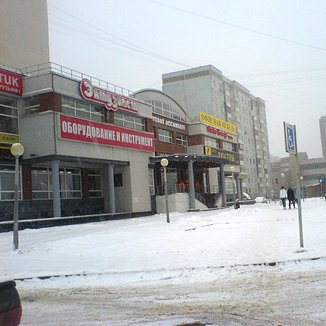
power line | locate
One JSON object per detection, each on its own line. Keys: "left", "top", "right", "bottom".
{"left": 150, "top": 0, "right": 326, "bottom": 52}
{"left": 49, "top": 3, "right": 192, "bottom": 69}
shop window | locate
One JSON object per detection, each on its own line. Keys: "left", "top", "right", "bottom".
{"left": 88, "top": 169, "right": 102, "bottom": 198}
{"left": 0, "top": 165, "right": 21, "bottom": 200}
{"left": 32, "top": 167, "right": 82, "bottom": 199}
{"left": 32, "top": 167, "right": 52, "bottom": 199}
{"left": 148, "top": 169, "right": 155, "bottom": 195}
{"left": 158, "top": 129, "right": 172, "bottom": 143}
{"left": 176, "top": 133, "right": 188, "bottom": 146}
{"left": 62, "top": 96, "right": 104, "bottom": 122}
{"left": 114, "top": 111, "right": 145, "bottom": 131}
{"left": 59, "top": 168, "right": 82, "bottom": 199}
{"left": 0, "top": 96, "right": 19, "bottom": 134}
{"left": 114, "top": 173, "right": 123, "bottom": 187}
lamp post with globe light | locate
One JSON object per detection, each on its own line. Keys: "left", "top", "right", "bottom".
{"left": 160, "top": 158, "right": 170, "bottom": 223}
{"left": 10, "top": 143, "right": 24, "bottom": 250}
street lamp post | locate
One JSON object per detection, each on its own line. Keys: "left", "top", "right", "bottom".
{"left": 300, "top": 176, "right": 304, "bottom": 201}
{"left": 10, "top": 143, "right": 24, "bottom": 250}
{"left": 160, "top": 158, "right": 170, "bottom": 223}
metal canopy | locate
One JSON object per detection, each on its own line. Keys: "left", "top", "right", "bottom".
{"left": 150, "top": 154, "right": 229, "bottom": 168}
{"left": 22, "top": 154, "right": 129, "bottom": 167}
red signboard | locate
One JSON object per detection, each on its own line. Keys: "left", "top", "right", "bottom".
{"left": 80, "top": 79, "right": 137, "bottom": 113}
{"left": 206, "top": 126, "right": 235, "bottom": 141}
{"left": 60, "top": 115, "right": 154, "bottom": 152}
{"left": 0, "top": 68, "right": 22, "bottom": 96}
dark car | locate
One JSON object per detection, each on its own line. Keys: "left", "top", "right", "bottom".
{"left": 0, "top": 281, "right": 22, "bottom": 326}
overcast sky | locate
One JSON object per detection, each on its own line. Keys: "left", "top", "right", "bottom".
{"left": 48, "top": 0, "right": 326, "bottom": 159}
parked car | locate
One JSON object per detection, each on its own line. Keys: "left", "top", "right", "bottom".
{"left": 0, "top": 280, "right": 22, "bottom": 326}
{"left": 243, "top": 192, "right": 251, "bottom": 200}
{"left": 255, "top": 196, "right": 268, "bottom": 203}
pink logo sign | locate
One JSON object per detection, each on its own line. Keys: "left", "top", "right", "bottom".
{"left": 80, "top": 79, "right": 137, "bottom": 113}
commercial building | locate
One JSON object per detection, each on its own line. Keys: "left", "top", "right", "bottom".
{"left": 162, "top": 65, "right": 272, "bottom": 199}
{"left": 0, "top": 1, "right": 253, "bottom": 225}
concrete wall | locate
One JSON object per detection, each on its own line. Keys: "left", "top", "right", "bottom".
{"left": 156, "top": 193, "right": 207, "bottom": 213}
{"left": 0, "top": 0, "right": 50, "bottom": 68}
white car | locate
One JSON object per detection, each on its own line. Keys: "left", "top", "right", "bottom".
{"left": 243, "top": 192, "right": 251, "bottom": 200}
{"left": 255, "top": 196, "right": 268, "bottom": 203}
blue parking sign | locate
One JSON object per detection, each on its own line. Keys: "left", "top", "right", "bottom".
{"left": 283, "top": 122, "right": 297, "bottom": 154}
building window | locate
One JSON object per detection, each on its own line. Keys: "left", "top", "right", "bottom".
{"left": 62, "top": 96, "right": 104, "bottom": 122}
{"left": 0, "top": 165, "right": 21, "bottom": 200}
{"left": 204, "top": 137, "right": 217, "bottom": 148}
{"left": 146, "top": 99, "right": 185, "bottom": 122}
{"left": 158, "top": 129, "right": 173, "bottom": 143}
{"left": 32, "top": 167, "right": 52, "bottom": 199}
{"left": 60, "top": 168, "right": 81, "bottom": 199}
{"left": 0, "top": 96, "right": 18, "bottom": 134}
{"left": 223, "top": 141, "right": 233, "bottom": 152}
{"left": 176, "top": 133, "right": 188, "bottom": 146}
{"left": 88, "top": 169, "right": 102, "bottom": 198}
{"left": 114, "top": 111, "right": 145, "bottom": 131}
{"left": 149, "top": 169, "right": 155, "bottom": 195}
{"left": 32, "top": 167, "right": 82, "bottom": 199}
{"left": 25, "top": 96, "right": 40, "bottom": 114}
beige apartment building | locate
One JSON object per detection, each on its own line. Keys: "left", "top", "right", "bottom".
{"left": 162, "top": 65, "right": 272, "bottom": 199}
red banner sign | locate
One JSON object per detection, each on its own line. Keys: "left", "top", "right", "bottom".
{"left": 60, "top": 115, "right": 154, "bottom": 152}
{"left": 206, "top": 126, "right": 235, "bottom": 141}
{"left": 80, "top": 79, "right": 137, "bottom": 113}
{"left": 0, "top": 68, "right": 22, "bottom": 96}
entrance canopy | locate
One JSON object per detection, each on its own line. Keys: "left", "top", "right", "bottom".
{"left": 149, "top": 154, "right": 229, "bottom": 168}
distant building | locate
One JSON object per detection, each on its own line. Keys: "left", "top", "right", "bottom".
{"left": 271, "top": 152, "right": 326, "bottom": 198}
{"left": 162, "top": 65, "right": 271, "bottom": 198}
{"left": 320, "top": 116, "right": 326, "bottom": 158}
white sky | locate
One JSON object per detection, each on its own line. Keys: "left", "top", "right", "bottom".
{"left": 48, "top": 0, "right": 326, "bottom": 158}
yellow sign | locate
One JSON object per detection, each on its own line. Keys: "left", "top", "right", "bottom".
{"left": 0, "top": 133, "right": 19, "bottom": 144}
{"left": 200, "top": 112, "right": 237, "bottom": 135}
{"left": 204, "top": 146, "right": 212, "bottom": 156}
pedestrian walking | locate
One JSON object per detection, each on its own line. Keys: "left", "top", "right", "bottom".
{"left": 287, "top": 186, "right": 296, "bottom": 209}
{"left": 279, "top": 186, "right": 287, "bottom": 209}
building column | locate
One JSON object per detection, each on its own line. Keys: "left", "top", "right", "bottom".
{"left": 219, "top": 165, "right": 227, "bottom": 207}
{"left": 188, "top": 159, "right": 196, "bottom": 210}
{"left": 108, "top": 164, "right": 116, "bottom": 213}
{"left": 51, "top": 159, "right": 61, "bottom": 217}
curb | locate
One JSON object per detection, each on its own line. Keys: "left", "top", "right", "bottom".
{"left": 14, "top": 255, "right": 326, "bottom": 282}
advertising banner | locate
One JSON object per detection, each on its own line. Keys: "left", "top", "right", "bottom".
{"left": 200, "top": 112, "right": 237, "bottom": 135}
{"left": 0, "top": 68, "right": 22, "bottom": 96}
{"left": 60, "top": 115, "right": 154, "bottom": 152}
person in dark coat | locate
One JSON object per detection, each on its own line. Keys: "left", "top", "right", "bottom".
{"left": 287, "top": 186, "right": 296, "bottom": 209}
{"left": 0, "top": 280, "right": 22, "bottom": 326}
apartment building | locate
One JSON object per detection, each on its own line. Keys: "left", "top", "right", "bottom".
{"left": 162, "top": 65, "right": 271, "bottom": 198}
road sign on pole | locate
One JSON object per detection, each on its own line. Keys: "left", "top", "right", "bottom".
{"left": 283, "top": 122, "right": 297, "bottom": 154}
{"left": 283, "top": 122, "right": 304, "bottom": 248}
